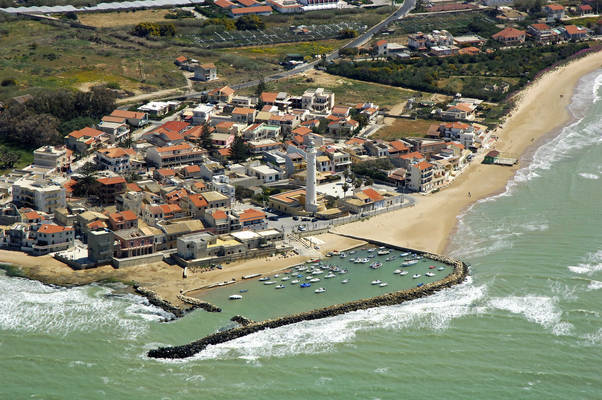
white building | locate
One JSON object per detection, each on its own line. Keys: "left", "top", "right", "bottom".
{"left": 95, "top": 147, "right": 135, "bottom": 173}
{"left": 33, "top": 145, "right": 70, "bottom": 171}
{"left": 145, "top": 143, "right": 205, "bottom": 168}
{"left": 192, "top": 104, "right": 215, "bottom": 125}
{"left": 12, "top": 178, "right": 66, "bottom": 213}
{"left": 301, "top": 88, "right": 335, "bottom": 113}
{"left": 305, "top": 139, "right": 318, "bottom": 213}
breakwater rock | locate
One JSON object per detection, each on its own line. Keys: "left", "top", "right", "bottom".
{"left": 177, "top": 294, "right": 222, "bottom": 312}
{"left": 230, "top": 315, "right": 254, "bottom": 326}
{"left": 134, "top": 285, "right": 183, "bottom": 319}
{"left": 147, "top": 243, "right": 469, "bottom": 359}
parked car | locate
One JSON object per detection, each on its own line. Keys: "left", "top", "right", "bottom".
{"left": 301, "top": 217, "right": 311, "bottom": 221}
{"left": 293, "top": 216, "right": 299, "bottom": 221}
{"left": 268, "top": 216, "right": 279, "bottom": 221}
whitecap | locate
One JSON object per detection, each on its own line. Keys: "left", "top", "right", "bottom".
{"left": 586, "top": 280, "right": 602, "bottom": 291}
{"left": 568, "top": 250, "right": 602, "bottom": 276}
{"left": 578, "top": 172, "right": 599, "bottom": 180}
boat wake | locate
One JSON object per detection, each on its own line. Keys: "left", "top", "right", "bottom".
{"left": 180, "top": 277, "right": 487, "bottom": 361}
{"left": 0, "top": 273, "right": 170, "bottom": 338}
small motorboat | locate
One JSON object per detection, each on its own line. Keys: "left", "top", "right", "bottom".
{"left": 297, "top": 274, "right": 304, "bottom": 278}
{"left": 367, "top": 248, "right": 375, "bottom": 253}
{"left": 339, "top": 252, "right": 347, "bottom": 258}
{"left": 379, "top": 282, "right": 388, "bottom": 287}
{"left": 429, "top": 265, "right": 436, "bottom": 269}
{"left": 341, "top": 279, "right": 349, "bottom": 284}
{"left": 399, "top": 270, "right": 409, "bottom": 276}
{"left": 438, "top": 267, "right": 445, "bottom": 271}
{"left": 379, "top": 246, "right": 385, "bottom": 249}
{"left": 368, "top": 254, "right": 376, "bottom": 259}
{"left": 229, "top": 295, "right": 243, "bottom": 300}
{"left": 417, "top": 283, "right": 424, "bottom": 287}
{"left": 274, "top": 274, "right": 280, "bottom": 278}
{"left": 312, "top": 270, "right": 324, "bottom": 275}
{"left": 377, "top": 249, "right": 390, "bottom": 255}
{"left": 338, "top": 269, "right": 348, "bottom": 274}
{"left": 402, "top": 260, "right": 419, "bottom": 266}
{"left": 239, "top": 289, "right": 248, "bottom": 293}
{"left": 425, "top": 272, "right": 435, "bottom": 277}
{"left": 349, "top": 258, "right": 356, "bottom": 263}
{"left": 399, "top": 252, "right": 410, "bottom": 257}
{"left": 275, "top": 284, "right": 285, "bottom": 289}
{"left": 291, "top": 280, "right": 300, "bottom": 284}
{"left": 310, "top": 278, "right": 321, "bottom": 283}
{"left": 259, "top": 277, "right": 270, "bottom": 281}
{"left": 393, "top": 269, "right": 401, "bottom": 274}
{"left": 300, "top": 283, "right": 311, "bottom": 288}
{"left": 281, "top": 276, "right": 290, "bottom": 281}
{"left": 264, "top": 281, "right": 276, "bottom": 285}
{"left": 371, "top": 280, "right": 382, "bottom": 285}
{"left": 369, "top": 262, "right": 382, "bottom": 269}
{"left": 324, "top": 273, "right": 336, "bottom": 279}
{"left": 412, "top": 274, "right": 421, "bottom": 279}
{"left": 315, "top": 287, "right": 326, "bottom": 294}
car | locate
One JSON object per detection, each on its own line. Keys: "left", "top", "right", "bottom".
{"left": 268, "top": 216, "right": 279, "bottom": 221}
{"left": 301, "top": 217, "right": 311, "bottom": 221}
{"left": 311, "top": 217, "right": 318, "bottom": 222}
{"left": 298, "top": 226, "right": 306, "bottom": 232}
{"left": 292, "top": 216, "right": 299, "bottom": 221}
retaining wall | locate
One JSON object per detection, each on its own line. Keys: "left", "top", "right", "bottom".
{"left": 147, "top": 235, "right": 469, "bottom": 359}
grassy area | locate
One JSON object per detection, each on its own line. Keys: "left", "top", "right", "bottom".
{"left": 0, "top": 141, "right": 34, "bottom": 175}
{"left": 392, "top": 12, "right": 498, "bottom": 37}
{"left": 240, "top": 71, "right": 415, "bottom": 108}
{"left": 76, "top": 9, "right": 171, "bottom": 28}
{"left": 374, "top": 118, "right": 435, "bottom": 140}
{"left": 262, "top": 6, "right": 395, "bottom": 29}
{"left": 217, "top": 40, "right": 344, "bottom": 64}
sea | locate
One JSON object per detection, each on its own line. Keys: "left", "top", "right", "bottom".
{"left": 1, "top": 69, "right": 601, "bottom": 399}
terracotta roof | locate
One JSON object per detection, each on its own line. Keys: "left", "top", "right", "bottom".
{"left": 97, "top": 176, "right": 126, "bottom": 185}
{"left": 530, "top": 23, "right": 551, "bottom": 31}
{"left": 487, "top": 150, "right": 500, "bottom": 157}
{"left": 200, "top": 63, "right": 216, "bottom": 70}
{"left": 210, "top": 209, "right": 228, "bottom": 220}
{"left": 97, "top": 147, "right": 135, "bottom": 158}
{"left": 331, "top": 106, "right": 350, "bottom": 115}
{"left": 23, "top": 210, "right": 42, "bottom": 220}
{"left": 126, "top": 183, "right": 142, "bottom": 192}
{"left": 450, "top": 141, "right": 465, "bottom": 150}
{"left": 445, "top": 122, "right": 471, "bottom": 130}
{"left": 182, "top": 126, "right": 205, "bottom": 139}
{"left": 68, "top": 127, "right": 104, "bottom": 139}
{"left": 232, "top": 107, "right": 256, "bottom": 115}
{"left": 362, "top": 188, "right": 384, "bottom": 202}
{"left": 579, "top": 4, "right": 592, "bottom": 11}
{"left": 260, "top": 92, "right": 278, "bottom": 103}
{"left": 345, "top": 137, "right": 366, "bottom": 145}
{"left": 389, "top": 140, "right": 409, "bottom": 152}
{"left": 564, "top": 25, "right": 586, "bottom": 35}
{"left": 166, "top": 188, "right": 188, "bottom": 202}
{"left": 217, "top": 148, "right": 231, "bottom": 157}
{"left": 155, "top": 143, "right": 193, "bottom": 153}
{"left": 175, "top": 56, "right": 187, "bottom": 63}
{"left": 193, "top": 181, "right": 206, "bottom": 190}
{"left": 292, "top": 126, "right": 312, "bottom": 136}
{"left": 215, "top": 0, "right": 235, "bottom": 8}
{"left": 544, "top": 4, "right": 564, "bottom": 11}
{"left": 111, "top": 109, "right": 146, "bottom": 120}
{"left": 183, "top": 165, "right": 201, "bottom": 173}
{"left": 449, "top": 104, "right": 473, "bottom": 113}
{"left": 231, "top": 5, "right": 272, "bottom": 14}
{"left": 492, "top": 27, "right": 526, "bottom": 39}
{"left": 156, "top": 168, "right": 176, "bottom": 176}
{"left": 209, "top": 86, "right": 235, "bottom": 96}
{"left": 102, "top": 115, "right": 126, "bottom": 124}
{"left": 37, "top": 224, "right": 72, "bottom": 234}
{"left": 458, "top": 46, "right": 480, "bottom": 55}
{"left": 238, "top": 0, "right": 258, "bottom": 6}
{"left": 110, "top": 210, "right": 137, "bottom": 222}
{"left": 87, "top": 220, "right": 107, "bottom": 230}
{"left": 400, "top": 151, "right": 425, "bottom": 160}
{"left": 375, "top": 39, "right": 387, "bottom": 46}
{"left": 415, "top": 161, "right": 433, "bottom": 171}
{"left": 238, "top": 208, "right": 266, "bottom": 222}
{"left": 161, "top": 121, "right": 190, "bottom": 133}
{"left": 188, "top": 193, "right": 208, "bottom": 208}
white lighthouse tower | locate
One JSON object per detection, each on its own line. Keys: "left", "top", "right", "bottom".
{"left": 305, "top": 138, "right": 319, "bottom": 213}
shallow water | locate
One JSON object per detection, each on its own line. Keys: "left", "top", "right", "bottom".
{"left": 1, "top": 69, "right": 601, "bottom": 399}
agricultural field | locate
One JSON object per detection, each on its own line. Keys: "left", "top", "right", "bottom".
{"left": 215, "top": 40, "right": 344, "bottom": 65}
{"left": 390, "top": 11, "right": 499, "bottom": 37}
{"left": 373, "top": 118, "right": 435, "bottom": 140}
{"left": 77, "top": 9, "right": 172, "bottom": 28}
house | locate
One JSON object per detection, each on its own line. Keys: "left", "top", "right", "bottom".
{"left": 145, "top": 143, "right": 206, "bottom": 168}
{"left": 430, "top": 45, "right": 459, "bottom": 57}
{"left": 32, "top": 224, "right": 74, "bottom": 255}
{"left": 543, "top": 4, "right": 565, "bottom": 21}
{"left": 439, "top": 103, "right": 476, "bottom": 121}
{"left": 453, "top": 35, "right": 486, "bottom": 47}
{"left": 182, "top": 193, "right": 209, "bottom": 217}
{"left": 527, "top": 24, "right": 559, "bottom": 43}
{"left": 96, "top": 176, "right": 127, "bottom": 204}
{"left": 96, "top": 119, "right": 130, "bottom": 142}
{"left": 301, "top": 88, "right": 335, "bottom": 113}
{"left": 374, "top": 39, "right": 388, "bottom": 56}
{"left": 408, "top": 30, "right": 453, "bottom": 51}
{"left": 328, "top": 119, "right": 359, "bottom": 137}
{"left": 331, "top": 106, "right": 350, "bottom": 119}
{"left": 483, "top": 150, "right": 500, "bottom": 164}
{"left": 143, "top": 203, "right": 185, "bottom": 225}
{"left": 577, "top": 4, "right": 593, "bottom": 16}
{"left": 364, "top": 140, "right": 389, "bottom": 158}
{"left": 563, "top": 25, "right": 588, "bottom": 41}
{"left": 328, "top": 151, "right": 352, "bottom": 172}
{"left": 232, "top": 107, "right": 257, "bottom": 124}
{"left": 495, "top": 6, "right": 528, "bottom": 22}
{"left": 192, "top": 104, "right": 215, "bottom": 125}
{"left": 112, "top": 227, "right": 154, "bottom": 259}
{"left": 338, "top": 188, "right": 403, "bottom": 214}
{"left": 248, "top": 139, "right": 282, "bottom": 154}
{"left": 230, "top": 5, "right": 273, "bottom": 17}
{"left": 267, "top": 0, "right": 303, "bottom": 13}
{"left": 153, "top": 168, "right": 176, "bottom": 183}
{"left": 268, "top": 114, "right": 300, "bottom": 135}
{"left": 247, "top": 164, "right": 281, "bottom": 183}
{"left": 95, "top": 147, "right": 135, "bottom": 173}
{"left": 110, "top": 109, "right": 149, "bottom": 127}
{"left": 11, "top": 178, "right": 66, "bottom": 213}
{"left": 33, "top": 145, "right": 71, "bottom": 171}
{"left": 194, "top": 63, "right": 217, "bottom": 81}
{"left": 137, "top": 101, "right": 180, "bottom": 117}
{"left": 65, "top": 127, "right": 107, "bottom": 154}
{"left": 235, "top": 208, "right": 267, "bottom": 230}
{"left": 406, "top": 160, "right": 434, "bottom": 192}
{"left": 208, "top": 86, "right": 235, "bottom": 103}
{"left": 108, "top": 210, "right": 138, "bottom": 231}
{"left": 492, "top": 27, "right": 526, "bottom": 45}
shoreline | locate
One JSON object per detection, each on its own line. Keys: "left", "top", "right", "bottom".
{"left": 1, "top": 51, "right": 600, "bottom": 312}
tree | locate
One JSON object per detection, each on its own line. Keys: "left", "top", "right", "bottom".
{"left": 235, "top": 15, "right": 265, "bottom": 31}
{"left": 230, "top": 135, "right": 250, "bottom": 162}
{"left": 72, "top": 175, "right": 97, "bottom": 198}
{"left": 200, "top": 124, "right": 214, "bottom": 151}
{"left": 0, "top": 146, "right": 19, "bottom": 169}
{"left": 339, "top": 29, "right": 358, "bottom": 39}
{"left": 342, "top": 183, "right": 350, "bottom": 196}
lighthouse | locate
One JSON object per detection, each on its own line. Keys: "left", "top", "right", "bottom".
{"left": 305, "top": 138, "right": 318, "bottom": 213}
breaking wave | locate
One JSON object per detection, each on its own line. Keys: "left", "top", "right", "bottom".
{"left": 568, "top": 250, "right": 602, "bottom": 276}
{"left": 578, "top": 172, "right": 599, "bottom": 180}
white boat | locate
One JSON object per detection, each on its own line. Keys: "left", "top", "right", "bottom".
{"left": 291, "top": 280, "right": 300, "bottom": 284}
{"left": 264, "top": 281, "right": 276, "bottom": 285}
{"left": 341, "top": 279, "right": 349, "bottom": 284}
{"left": 438, "top": 267, "right": 445, "bottom": 271}
{"left": 315, "top": 287, "right": 326, "bottom": 293}
{"left": 229, "top": 295, "right": 243, "bottom": 300}
{"left": 377, "top": 250, "right": 390, "bottom": 255}
{"left": 367, "top": 248, "right": 375, "bottom": 253}
{"left": 339, "top": 252, "right": 347, "bottom": 258}
{"left": 338, "top": 269, "right": 348, "bottom": 274}
{"left": 402, "top": 260, "right": 419, "bottom": 266}
{"left": 379, "top": 282, "right": 388, "bottom": 287}
{"left": 275, "top": 284, "right": 285, "bottom": 289}
{"left": 412, "top": 274, "right": 421, "bottom": 279}
{"left": 310, "top": 278, "right": 321, "bottom": 283}
{"left": 425, "top": 272, "right": 435, "bottom": 277}
{"left": 399, "top": 252, "right": 410, "bottom": 257}
{"left": 259, "top": 276, "right": 270, "bottom": 281}
{"left": 369, "top": 262, "right": 382, "bottom": 269}
{"left": 399, "top": 270, "right": 409, "bottom": 276}
{"left": 393, "top": 269, "right": 401, "bottom": 274}
{"left": 349, "top": 250, "right": 356, "bottom": 255}
{"left": 324, "top": 273, "right": 336, "bottom": 279}
{"left": 281, "top": 276, "right": 290, "bottom": 281}
{"left": 274, "top": 274, "right": 280, "bottom": 278}
{"left": 371, "top": 280, "right": 382, "bottom": 285}
{"left": 312, "top": 270, "right": 324, "bottom": 275}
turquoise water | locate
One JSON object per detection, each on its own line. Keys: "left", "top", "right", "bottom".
{"left": 1, "top": 69, "right": 601, "bottom": 399}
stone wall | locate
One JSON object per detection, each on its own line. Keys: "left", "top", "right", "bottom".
{"left": 147, "top": 236, "right": 468, "bottom": 359}
{"left": 134, "top": 285, "right": 183, "bottom": 319}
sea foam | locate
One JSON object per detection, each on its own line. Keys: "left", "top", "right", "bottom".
{"left": 568, "top": 250, "right": 602, "bottom": 276}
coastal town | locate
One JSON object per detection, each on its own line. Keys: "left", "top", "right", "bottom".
{"left": 0, "top": 0, "right": 601, "bottom": 299}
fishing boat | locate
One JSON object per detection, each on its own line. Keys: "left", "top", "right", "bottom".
{"left": 369, "top": 262, "right": 382, "bottom": 269}
{"left": 349, "top": 258, "right": 356, "bottom": 263}
{"left": 229, "top": 295, "right": 243, "bottom": 300}
{"left": 315, "top": 287, "right": 326, "bottom": 294}
{"left": 438, "top": 267, "right": 445, "bottom": 271}
{"left": 312, "top": 269, "right": 324, "bottom": 275}
{"left": 367, "top": 248, "right": 375, "bottom": 253}
{"left": 310, "top": 278, "right": 321, "bottom": 283}
{"left": 274, "top": 274, "right": 280, "bottom": 278}
{"left": 339, "top": 252, "right": 347, "bottom": 258}
{"left": 371, "top": 280, "right": 382, "bottom": 285}
{"left": 399, "top": 252, "right": 410, "bottom": 257}
{"left": 429, "top": 265, "right": 436, "bottom": 269}
{"left": 377, "top": 249, "right": 390, "bottom": 255}
{"left": 259, "top": 276, "right": 270, "bottom": 281}
{"left": 275, "top": 284, "right": 285, "bottom": 289}
{"left": 281, "top": 276, "right": 290, "bottom": 281}
{"left": 300, "top": 283, "right": 311, "bottom": 288}
{"left": 393, "top": 269, "right": 401, "bottom": 274}
{"left": 412, "top": 274, "right": 421, "bottom": 279}
{"left": 417, "top": 283, "right": 424, "bottom": 287}
{"left": 264, "top": 281, "right": 276, "bottom": 285}
{"left": 402, "top": 260, "right": 419, "bottom": 266}
{"left": 349, "top": 250, "right": 356, "bottom": 255}
{"left": 291, "top": 279, "right": 300, "bottom": 284}
{"left": 239, "top": 289, "right": 248, "bottom": 293}
{"left": 399, "top": 270, "right": 409, "bottom": 276}
{"left": 341, "top": 279, "right": 349, "bottom": 284}
{"left": 324, "top": 273, "right": 336, "bottom": 279}
{"left": 338, "top": 269, "right": 348, "bottom": 274}
{"left": 425, "top": 272, "right": 435, "bottom": 277}
{"left": 379, "top": 282, "right": 388, "bottom": 287}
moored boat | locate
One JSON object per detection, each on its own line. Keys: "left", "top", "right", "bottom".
{"left": 264, "top": 281, "right": 276, "bottom": 285}
{"left": 425, "top": 272, "right": 435, "bottom": 277}
{"left": 379, "top": 282, "right": 388, "bottom": 287}
{"left": 412, "top": 274, "right": 421, "bottom": 279}
{"left": 314, "top": 287, "right": 326, "bottom": 293}
{"left": 229, "top": 295, "right": 243, "bottom": 300}
{"left": 275, "top": 284, "right": 285, "bottom": 289}
{"left": 341, "top": 279, "right": 349, "bottom": 284}
{"left": 399, "top": 270, "right": 409, "bottom": 276}
{"left": 300, "top": 283, "right": 311, "bottom": 288}
{"left": 259, "top": 276, "right": 270, "bottom": 281}
{"left": 371, "top": 280, "right": 382, "bottom": 285}
{"left": 291, "top": 280, "right": 300, "bottom": 284}
{"left": 324, "top": 273, "right": 336, "bottom": 279}
{"left": 402, "top": 260, "right": 419, "bottom": 266}
{"left": 310, "top": 278, "right": 320, "bottom": 283}
{"left": 393, "top": 269, "right": 401, "bottom": 274}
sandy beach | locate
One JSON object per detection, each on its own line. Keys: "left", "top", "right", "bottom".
{"left": 333, "top": 50, "right": 602, "bottom": 254}
{"left": 1, "top": 51, "right": 600, "bottom": 306}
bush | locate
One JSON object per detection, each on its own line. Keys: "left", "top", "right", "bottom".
{"left": 1, "top": 78, "right": 16, "bottom": 86}
{"left": 132, "top": 22, "right": 176, "bottom": 38}
{"left": 235, "top": 15, "right": 265, "bottom": 31}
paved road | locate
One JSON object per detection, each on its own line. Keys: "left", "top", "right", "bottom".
{"left": 132, "top": 0, "right": 416, "bottom": 104}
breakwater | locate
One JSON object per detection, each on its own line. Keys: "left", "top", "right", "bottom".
{"left": 147, "top": 237, "right": 469, "bottom": 359}
{"left": 134, "top": 286, "right": 183, "bottom": 319}
{"left": 177, "top": 294, "right": 222, "bottom": 313}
